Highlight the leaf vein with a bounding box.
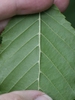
[42,20,75,52]
[1,19,38,54]
[2,18,25,36]
[42,33,75,72]
[45,12,75,36]
[9,62,38,91]
[41,71,66,100]
[25,80,37,90]
[41,51,74,93]
[1,46,38,84]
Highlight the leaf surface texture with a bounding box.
[0,6,75,100]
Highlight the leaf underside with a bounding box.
[0,6,75,100]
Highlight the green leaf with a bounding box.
[0,5,75,100]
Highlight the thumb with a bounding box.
[0,0,53,21]
[0,90,52,100]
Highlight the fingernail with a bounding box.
[35,94,53,100]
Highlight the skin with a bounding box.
[0,0,69,33]
[0,0,69,99]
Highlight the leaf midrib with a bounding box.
[38,13,41,90]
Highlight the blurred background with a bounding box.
[63,0,75,28]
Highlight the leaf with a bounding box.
[0,5,75,100]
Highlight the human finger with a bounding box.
[0,0,53,20]
[54,0,69,12]
[0,90,52,100]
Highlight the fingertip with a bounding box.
[38,0,54,13]
[0,0,54,20]
[12,90,52,100]
[16,0,54,14]
[54,0,70,12]
[0,90,45,100]
[12,90,44,99]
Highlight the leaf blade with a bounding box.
[0,5,75,100]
